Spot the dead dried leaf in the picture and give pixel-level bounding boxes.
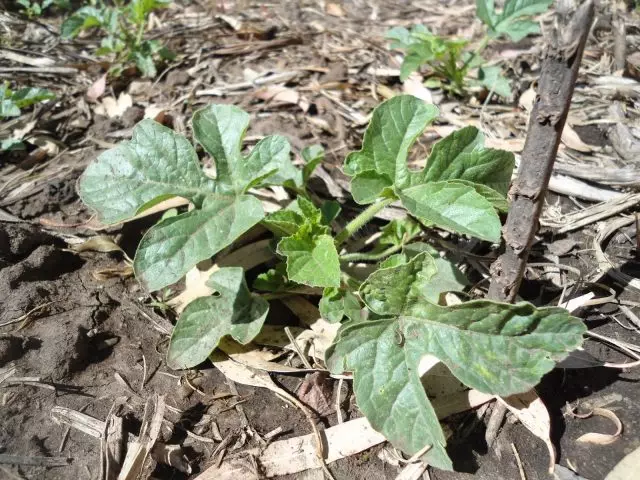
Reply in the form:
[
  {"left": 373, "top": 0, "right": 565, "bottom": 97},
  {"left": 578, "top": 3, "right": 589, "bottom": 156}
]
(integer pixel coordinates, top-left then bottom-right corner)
[
  {"left": 280, "top": 297, "right": 340, "bottom": 359},
  {"left": 117, "top": 395, "right": 165, "bottom": 480},
  {"left": 218, "top": 337, "right": 312, "bottom": 374},
  {"left": 498, "top": 389, "right": 555, "bottom": 473},
  {"left": 87, "top": 73, "right": 107, "bottom": 102},
  {"left": 519, "top": 87, "right": 536, "bottom": 111},
  {"left": 95, "top": 93, "right": 133, "bottom": 118},
  {"left": 403, "top": 74, "right": 433, "bottom": 104},
  {"left": 562, "top": 124, "right": 596, "bottom": 153},
  {"left": 128, "top": 81, "right": 153, "bottom": 96},
  {"left": 485, "top": 137, "right": 526, "bottom": 152},
  {"left": 71, "top": 235, "right": 126, "bottom": 255},
  {"left": 27, "top": 135, "right": 60, "bottom": 156},
  {"left": 150, "top": 443, "right": 192, "bottom": 474},
  {"left": 260, "top": 417, "right": 385, "bottom": 476},
  {"left": 395, "top": 461, "right": 428, "bottom": 480},
  {"left": 575, "top": 407, "right": 622, "bottom": 445},
  {"left": 325, "top": 3, "right": 345, "bottom": 17},
  {"left": 92, "top": 265, "right": 134, "bottom": 281},
  {"left": 548, "top": 238, "right": 579, "bottom": 256},
  {"left": 254, "top": 85, "right": 309, "bottom": 112},
  {"left": 195, "top": 455, "right": 260, "bottom": 479},
  {"left": 297, "top": 372, "right": 334, "bottom": 416}
]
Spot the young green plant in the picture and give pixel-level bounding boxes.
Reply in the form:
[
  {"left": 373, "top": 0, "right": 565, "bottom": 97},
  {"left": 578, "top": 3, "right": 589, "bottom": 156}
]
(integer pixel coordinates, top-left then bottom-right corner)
[
  {"left": 61, "top": 0, "right": 174, "bottom": 77},
  {"left": 78, "top": 94, "right": 586, "bottom": 470},
  {"left": 1, "top": 83, "right": 56, "bottom": 151},
  {"left": 387, "top": 0, "right": 553, "bottom": 98},
  {"left": 17, "top": 0, "right": 70, "bottom": 18}
]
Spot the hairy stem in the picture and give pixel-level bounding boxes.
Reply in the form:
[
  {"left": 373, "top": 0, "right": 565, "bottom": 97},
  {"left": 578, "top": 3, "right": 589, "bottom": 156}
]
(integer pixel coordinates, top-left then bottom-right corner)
[
  {"left": 334, "top": 197, "right": 395, "bottom": 246},
  {"left": 340, "top": 243, "right": 403, "bottom": 263}
]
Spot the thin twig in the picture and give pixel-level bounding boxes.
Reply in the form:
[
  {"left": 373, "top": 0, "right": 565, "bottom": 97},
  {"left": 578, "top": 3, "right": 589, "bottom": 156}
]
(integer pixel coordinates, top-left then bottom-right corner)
[{"left": 285, "top": 326, "right": 313, "bottom": 369}]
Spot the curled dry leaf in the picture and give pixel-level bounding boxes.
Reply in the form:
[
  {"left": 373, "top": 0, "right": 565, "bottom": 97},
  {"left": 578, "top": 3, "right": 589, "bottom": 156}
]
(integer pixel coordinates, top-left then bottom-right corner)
[
  {"left": 280, "top": 297, "right": 340, "bottom": 359},
  {"left": 217, "top": 337, "right": 313, "bottom": 374},
  {"left": 519, "top": 87, "right": 594, "bottom": 153},
  {"left": 71, "top": 235, "right": 126, "bottom": 255},
  {"left": 518, "top": 87, "right": 536, "bottom": 111},
  {"left": 575, "top": 407, "right": 622, "bottom": 445},
  {"left": 498, "top": 389, "right": 556, "bottom": 473},
  {"left": 561, "top": 124, "right": 596, "bottom": 153}
]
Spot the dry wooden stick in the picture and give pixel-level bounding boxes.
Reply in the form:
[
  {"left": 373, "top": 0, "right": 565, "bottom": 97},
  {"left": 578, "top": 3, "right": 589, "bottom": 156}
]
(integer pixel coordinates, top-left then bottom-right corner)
[
  {"left": 488, "top": 0, "right": 595, "bottom": 303},
  {"left": 484, "top": 0, "right": 595, "bottom": 451},
  {"left": 612, "top": 1, "right": 627, "bottom": 72}
]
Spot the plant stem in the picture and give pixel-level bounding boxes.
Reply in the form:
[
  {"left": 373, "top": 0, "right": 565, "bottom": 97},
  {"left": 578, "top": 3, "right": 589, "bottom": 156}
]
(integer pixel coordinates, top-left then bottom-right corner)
[
  {"left": 462, "top": 35, "right": 490, "bottom": 72},
  {"left": 135, "top": 17, "right": 145, "bottom": 48},
  {"left": 340, "top": 243, "right": 403, "bottom": 263},
  {"left": 334, "top": 197, "right": 395, "bottom": 246}
]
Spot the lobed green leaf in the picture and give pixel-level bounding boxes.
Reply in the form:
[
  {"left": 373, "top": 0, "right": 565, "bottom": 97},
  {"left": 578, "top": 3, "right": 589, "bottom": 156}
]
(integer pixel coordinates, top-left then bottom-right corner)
[
  {"left": 192, "top": 105, "right": 301, "bottom": 193},
  {"left": 328, "top": 253, "right": 586, "bottom": 468},
  {"left": 344, "top": 95, "right": 439, "bottom": 200},
  {"left": 79, "top": 119, "right": 216, "bottom": 224},
  {"left": 167, "top": 267, "right": 269, "bottom": 369}
]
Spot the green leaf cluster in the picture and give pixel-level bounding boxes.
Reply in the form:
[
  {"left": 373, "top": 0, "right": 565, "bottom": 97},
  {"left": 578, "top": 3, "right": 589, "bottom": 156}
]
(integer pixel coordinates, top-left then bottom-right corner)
[
  {"left": 61, "top": 0, "right": 173, "bottom": 78},
  {"left": 1, "top": 83, "right": 56, "bottom": 152},
  {"left": 17, "top": 0, "right": 70, "bottom": 18},
  {"left": 386, "top": 0, "right": 552, "bottom": 98},
  {"left": 477, "top": 0, "right": 554, "bottom": 41},
  {"left": 345, "top": 95, "right": 513, "bottom": 242},
  {"left": 78, "top": 95, "right": 586, "bottom": 470},
  {"left": 0, "top": 83, "right": 55, "bottom": 119}
]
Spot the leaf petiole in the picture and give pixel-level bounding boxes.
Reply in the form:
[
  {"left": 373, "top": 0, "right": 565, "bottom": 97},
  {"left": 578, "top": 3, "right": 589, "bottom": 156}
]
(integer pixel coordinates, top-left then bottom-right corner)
[
  {"left": 339, "top": 243, "right": 403, "bottom": 263},
  {"left": 334, "top": 196, "right": 396, "bottom": 246}
]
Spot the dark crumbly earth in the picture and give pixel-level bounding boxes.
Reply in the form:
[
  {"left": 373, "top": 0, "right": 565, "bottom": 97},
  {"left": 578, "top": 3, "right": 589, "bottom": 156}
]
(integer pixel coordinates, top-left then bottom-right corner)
[{"left": 2, "top": 1, "right": 640, "bottom": 479}]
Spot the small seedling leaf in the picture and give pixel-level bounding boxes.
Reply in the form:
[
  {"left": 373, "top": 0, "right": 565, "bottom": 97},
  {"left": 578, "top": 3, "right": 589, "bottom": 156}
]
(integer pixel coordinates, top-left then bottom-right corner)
[
  {"left": 476, "top": 0, "right": 497, "bottom": 27},
  {"left": 319, "top": 287, "right": 362, "bottom": 323},
  {"left": 277, "top": 229, "right": 340, "bottom": 288},
  {"left": 378, "top": 218, "right": 422, "bottom": 248},
  {"left": 301, "top": 144, "right": 325, "bottom": 183}
]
